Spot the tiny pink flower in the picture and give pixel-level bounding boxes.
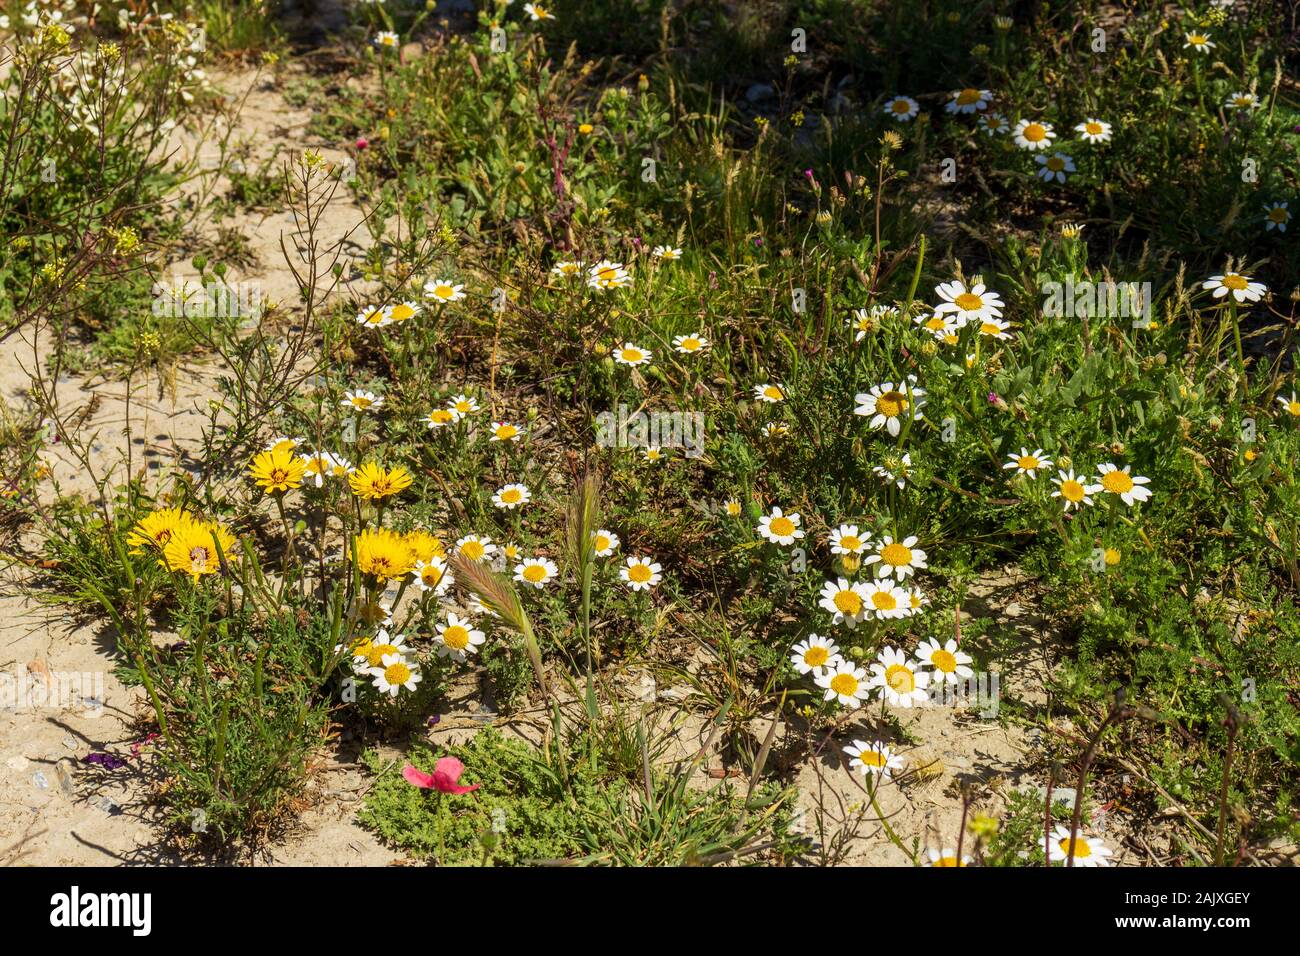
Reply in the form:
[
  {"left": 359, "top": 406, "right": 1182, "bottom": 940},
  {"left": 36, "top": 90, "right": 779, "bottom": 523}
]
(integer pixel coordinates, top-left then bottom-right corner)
[{"left": 402, "top": 757, "right": 480, "bottom": 794}]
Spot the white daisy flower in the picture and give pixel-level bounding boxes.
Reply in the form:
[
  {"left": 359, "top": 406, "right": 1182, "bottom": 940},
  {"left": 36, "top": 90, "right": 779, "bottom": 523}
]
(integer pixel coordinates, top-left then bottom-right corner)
[
  {"left": 590, "top": 529, "right": 620, "bottom": 557},
  {"left": 977, "top": 316, "right": 1014, "bottom": 340},
  {"left": 434, "top": 612, "right": 486, "bottom": 661},
  {"left": 522, "top": 2, "right": 554, "bottom": 20},
  {"left": 946, "top": 88, "right": 992, "bottom": 114},
  {"left": 860, "top": 579, "right": 913, "bottom": 619},
  {"left": 915, "top": 638, "right": 974, "bottom": 685},
  {"left": 1224, "top": 91, "right": 1261, "bottom": 111},
  {"left": 423, "top": 279, "right": 466, "bottom": 302},
  {"left": 652, "top": 245, "right": 682, "bottom": 260},
  {"left": 620, "top": 555, "right": 662, "bottom": 591},
  {"left": 672, "top": 332, "right": 710, "bottom": 354},
  {"left": 818, "top": 577, "right": 869, "bottom": 629},
  {"left": 1184, "top": 32, "right": 1215, "bottom": 53},
  {"left": 355, "top": 304, "right": 393, "bottom": 328},
  {"left": 753, "top": 383, "right": 786, "bottom": 403},
  {"left": 349, "top": 628, "right": 407, "bottom": 669},
  {"left": 369, "top": 653, "right": 421, "bottom": 696},
  {"left": 757, "top": 506, "right": 804, "bottom": 546},
  {"left": 612, "top": 342, "right": 652, "bottom": 366},
  {"left": 934, "top": 279, "right": 1005, "bottom": 326},
  {"left": 869, "top": 646, "right": 930, "bottom": 708},
  {"left": 1095, "top": 463, "right": 1153, "bottom": 506},
  {"left": 1263, "top": 201, "right": 1290, "bottom": 232},
  {"left": 977, "top": 112, "right": 1009, "bottom": 136},
  {"left": 790, "top": 634, "right": 843, "bottom": 675},
  {"left": 489, "top": 421, "right": 523, "bottom": 442},
  {"left": 1202, "top": 272, "right": 1267, "bottom": 303},
  {"left": 1074, "top": 118, "right": 1112, "bottom": 144},
  {"left": 446, "top": 394, "right": 480, "bottom": 421},
  {"left": 924, "top": 848, "right": 971, "bottom": 867},
  {"left": 1051, "top": 468, "right": 1102, "bottom": 511},
  {"left": 844, "top": 739, "right": 905, "bottom": 779},
  {"left": 828, "top": 524, "right": 870, "bottom": 556},
  {"left": 301, "top": 450, "right": 352, "bottom": 487},
  {"left": 864, "top": 535, "right": 928, "bottom": 579},
  {"left": 374, "top": 31, "right": 400, "bottom": 49},
  {"left": 492, "top": 483, "right": 532, "bottom": 510},
  {"left": 815, "top": 660, "right": 871, "bottom": 708},
  {"left": 1276, "top": 392, "right": 1300, "bottom": 417},
  {"left": 1047, "top": 826, "right": 1113, "bottom": 866},
  {"left": 455, "top": 534, "right": 496, "bottom": 563},
  {"left": 1003, "top": 447, "right": 1052, "bottom": 478},
  {"left": 883, "top": 96, "right": 919, "bottom": 121},
  {"left": 1035, "top": 151, "right": 1075, "bottom": 184},
  {"left": 551, "top": 260, "right": 583, "bottom": 278},
  {"left": 854, "top": 378, "right": 926, "bottom": 437},
  {"left": 588, "top": 260, "right": 632, "bottom": 290},
  {"left": 341, "top": 389, "right": 383, "bottom": 412},
  {"left": 514, "top": 556, "right": 558, "bottom": 589},
  {"left": 1012, "top": 118, "right": 1056, "bottom": 150},
  {"left": 411, "top": 556, "right": 453, "bottom": 596}
]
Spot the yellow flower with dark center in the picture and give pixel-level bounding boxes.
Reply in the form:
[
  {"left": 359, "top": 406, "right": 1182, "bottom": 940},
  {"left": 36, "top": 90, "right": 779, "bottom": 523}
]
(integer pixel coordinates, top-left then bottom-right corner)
[
  {"left": 127, "top": 507, "right": 195, "bottom": 555},
  {"left": 249, "top": 447, "right": 305, "bottom": 494},
  {"left": 349, "top": 462, "right": 414, "bottom": 500},
  {"left": 163, "top": 520, "right": 237, "bottom": 580},
  {"left": 354, "top": 528, "right": 415, "bottom": 581}
]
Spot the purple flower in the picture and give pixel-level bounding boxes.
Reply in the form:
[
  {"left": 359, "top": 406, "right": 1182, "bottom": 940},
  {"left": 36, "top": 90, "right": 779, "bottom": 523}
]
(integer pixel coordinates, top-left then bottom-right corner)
[{"left": 82, "top": 753, "right": 127, "bottom": 770}]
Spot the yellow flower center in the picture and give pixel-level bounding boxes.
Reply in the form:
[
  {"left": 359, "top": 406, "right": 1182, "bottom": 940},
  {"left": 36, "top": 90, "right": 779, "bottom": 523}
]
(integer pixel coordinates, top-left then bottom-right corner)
[
  {"left": 1085, "top": 122, "right": 1103, "bottom": 135},
  {"left": 621, "top": 349, "right": 643, "bottom": 362},
  {"left": 833, "top": 590, "right": 862, "bottom": 614},
  {"left": 1060, "top": 479, "right": 1085, "bottom": 502},
  {"left": 871, "top": 590, "right": 897, "bottom": 611},
  {"left": 384, "top": 661, "right": 411, "bottom": 684},
  {"left": 923, "top": 316, "right": 946, "bottom": 331},
  {"left": 1190, "top": 34, "right": 1206, "bottom": 45},
  {"left": 461, "top": 541, "right": 485, "bottom": 561},
  {"left": 932, "top": 649, "right": 957, "bottom": 672},
  {"left": 1022, "top": 123, "right": 1047, "bottom": 142},
  {"left": 933, "top": 855, "right": 962, "bottom": 867},
  {"left": 365, "top": 644, "right": 397, "bottom": 667},
  {"left": 679, "top": 337, "right": 700, "bottom": 350},
  {"left": 442, "top": 625, "right": 469, "bottom": 650},
  {"left": 1288, "top": 401, "right": 1300, "bottom": 416},
  {"left": 876, "top": 391, "right": 907, "bottom": 417},
  {"left": 1059, "top": 836, "right": 1092, "bottom": 858},
  {"left": 1268, "top": 208, "right": 1288, "bottom": 222},
  {"left": 858, "top": 749, "right": 886, "bottom": 767},
  {"left": 390, "top": 303, "right": 416, "bottom": 321},
  {"left": 430, "top": 410, "right": 453, "bottom": 424},
  {"left": 769, "top": 516, "right": 796, "bottom": 537},
  {"left": 351, "top": 396, "right": 372, "bottom": 408},
  {"left": 1221, "top": 274, "right": 1248, "bottom": 291},
  {"left": 523, "top": 564, "right": 547, "bottom": 583},
  {"left": 763, "top": 385, "right": 784, "bottom": 401},
  {"left": 421, "top": 565, "right": 444, "bottom": 586},
  {"left": 1018, "top": 455, "right": 1040, "bottom": 470},
  {"left": 1046, "top": 156, "right": 1065, "bottom": 171},
  {"left": 881, "top": 542, "right": 912, "bottom": 566},
  {"left": 956, "top": 88, "right": 981, "bottom": 105},
  {"left": 838, "top": 535, "right": 861, "bottom": 552},
  {"left": 501, "top": 489, "right": 522, "bottom": 504},
  {"left": 892, "top": 100, "right": 910, "bottom": 113},
  {"left": 432, "top": 285, "right": 453, "bottom": 299},
  {"left": 627, "top": 563, "right": 652, "bottom": 583},
  {"left": 1101, "top": 470, "right": 1134, "bottom": 494},
  {"left": 598, "top": 268, "right": 618, "bottom": 281},
  {"left": 593, "top": 535, "right": 610, "bottom": 552},
  {"left": 980, "top": 322, "right": 1002, "bottom": 336},
  {"left": 830, "top": 673, "right": 859, "bottom": 696},
  {"left": 954, "top": 292, "right": 983, "bottom": 311},
  {"left": 803, "top": 646, "right": 829, "bottom": 667},
  {"left": 886, "top": 664, "right": 915, "bottom": 694}
]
